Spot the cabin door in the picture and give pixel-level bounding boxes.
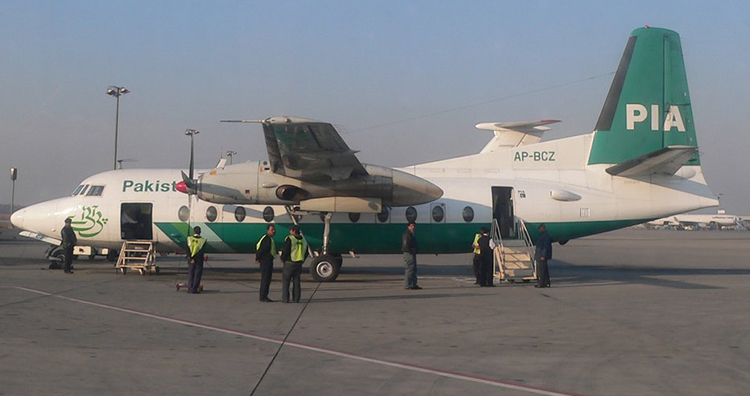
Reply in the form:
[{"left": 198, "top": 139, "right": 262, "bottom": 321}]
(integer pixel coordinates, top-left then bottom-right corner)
[
  {"left": 120, "top": 202, "right": 154, "bottom": 240},
  {"left": 491, "top": 187, "right": 515, "bottom": 239}
]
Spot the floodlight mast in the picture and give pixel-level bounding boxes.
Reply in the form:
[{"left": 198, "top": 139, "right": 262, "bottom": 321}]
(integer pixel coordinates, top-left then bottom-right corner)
[{"left": 106, "top": 86, "right": 130, "bottom": 170}]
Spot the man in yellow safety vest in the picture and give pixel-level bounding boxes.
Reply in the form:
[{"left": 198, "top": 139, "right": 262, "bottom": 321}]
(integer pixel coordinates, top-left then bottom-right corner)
[
  {"left": 280, "top": 225, "right": 309, "bottom": 303},
  {"left": 471, "top": 228, "right": 484, "bottom": 285},
  {"left": 186, "top": 226, "right": 207, "bottom": 294}
]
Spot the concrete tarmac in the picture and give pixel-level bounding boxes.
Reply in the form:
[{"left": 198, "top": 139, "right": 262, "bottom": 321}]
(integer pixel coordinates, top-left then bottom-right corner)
[{"left": 1, "top": 229, "right": 749, "bottom": 396}]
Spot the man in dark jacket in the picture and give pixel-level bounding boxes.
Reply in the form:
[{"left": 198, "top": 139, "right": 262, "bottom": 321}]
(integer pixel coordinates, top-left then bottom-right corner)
[
  {"left": 255, "top": 224, "right": 277, "bottom": 302},
  {"left": 402, "top": 222, "right": 421, "bottom": 290},
  {"left": 280, "top": 225, "right": 308, "bottom": 303},
  {"left": 534, "top": 223, "right": 552, "bottom": 288},
  {"left": 477, "top": 228, "right": 494, "bottom": 286},
  {"left": 61, "top": 218, "right": 77, "bottom": 274}
]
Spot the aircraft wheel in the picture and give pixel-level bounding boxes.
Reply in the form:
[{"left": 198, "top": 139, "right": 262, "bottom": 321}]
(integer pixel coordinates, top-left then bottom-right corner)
[
  {"left": 332, "top": 253, "right": 343, "bottom": 268},
  {"left": 117, "top": 267, "right": 127, "bottom": 275},
  {"left": 48, "top": 248, "right": 64, "bottom": 269},
  {"left": 310, "top": 255, "right": 340, "bottom": 282}
]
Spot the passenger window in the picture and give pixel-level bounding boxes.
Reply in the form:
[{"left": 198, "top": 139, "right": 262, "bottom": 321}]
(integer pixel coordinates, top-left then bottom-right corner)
[
  {"left": 235, "top": 206, "right": 246, "bottom": 222},
  {"left": 178, "top": 206, "right": 190, "bottom": 222},
  {"left": 431, "top": 205, "right": 445, "bottom": 223},
  {"left": 405, "top": 207, "right": 418, "bottom": 223},
  {"left": 462, "top": 206, "right": 474, "bottom": 223},
  {"left": 377, "top": 207, "right": 390, "bottom": 223},
  {"left": 206, "top": 206, "right": 218, "bottom": 222},
  {"left": 348, "top": 212, "right": 360, "bottom": 223},
  {"left": 263, "top": 206, "right": 275, "bottom": 222},
  {"left": 86, "top": 186, "right": 105, "bottom": 196}
]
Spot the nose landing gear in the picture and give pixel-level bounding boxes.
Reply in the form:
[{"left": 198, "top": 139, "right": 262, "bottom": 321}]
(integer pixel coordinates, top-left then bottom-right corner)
[{"left": 285, "top": 207, "right": 343, "bottom": 282}]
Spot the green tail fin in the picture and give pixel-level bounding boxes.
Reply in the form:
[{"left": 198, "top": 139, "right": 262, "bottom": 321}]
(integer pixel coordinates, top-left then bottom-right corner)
[{"left": 588, "top": 27, "right": 700, "bottom": 165}]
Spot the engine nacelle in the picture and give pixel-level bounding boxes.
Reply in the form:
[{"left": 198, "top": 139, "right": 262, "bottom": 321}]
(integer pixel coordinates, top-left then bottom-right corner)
[{"left": 192, "top": 160, "right": 443, "bottom": 207}]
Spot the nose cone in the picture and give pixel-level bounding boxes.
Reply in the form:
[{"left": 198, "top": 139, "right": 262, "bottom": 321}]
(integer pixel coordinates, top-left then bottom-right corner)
[
  {"left": 391, "top": 170, "right": 444, "bottom": 206},
  {"left": 14, "top": 200, "right": 61, "bottom": 235},
  {"left": 10, "top": 209, "right": 24, "bottom": 229}
]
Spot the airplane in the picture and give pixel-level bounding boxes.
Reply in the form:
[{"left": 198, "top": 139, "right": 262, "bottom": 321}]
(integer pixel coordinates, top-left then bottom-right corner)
[
  {"left": 647, "top": 210, "right": 744, "bottom": 230},
  {"left": 11, "top": 26, "right": 719, "bottom": 281}
]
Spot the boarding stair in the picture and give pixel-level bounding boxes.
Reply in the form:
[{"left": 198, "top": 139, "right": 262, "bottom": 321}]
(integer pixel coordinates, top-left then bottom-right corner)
[
  {"left": 115, "top": 241, "right": 159, "bottom": 275},
  {"left": 492, "top": 218, "right": 537, "bottom": 283}
]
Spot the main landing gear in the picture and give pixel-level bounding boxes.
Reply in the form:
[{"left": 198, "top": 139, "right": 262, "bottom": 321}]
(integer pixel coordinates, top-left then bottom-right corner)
[{"left": 286, "top": 208, "right": 344, "bottom": 282}]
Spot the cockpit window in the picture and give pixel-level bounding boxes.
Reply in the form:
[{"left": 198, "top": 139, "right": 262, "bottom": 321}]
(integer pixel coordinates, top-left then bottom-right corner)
[
  {"left": 71, "top": 185, "right": 84, "bottom": 196},
  {"left": 79, "top": 185, "right": 90, "bottom": 196},
  {"left": 86, "top": 185, "right": 105, "bottom": 196}
]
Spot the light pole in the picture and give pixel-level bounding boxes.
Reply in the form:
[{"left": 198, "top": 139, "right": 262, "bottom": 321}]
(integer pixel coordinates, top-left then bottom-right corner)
[
  {"left": 107, "top": 85, "right": 130, "bottom": 170},
  {"left": 9, "top": 167, "right": 17, "bottom": 215},
  {"left": 226, "top": 150, "right": 237, "bottom": 165}
]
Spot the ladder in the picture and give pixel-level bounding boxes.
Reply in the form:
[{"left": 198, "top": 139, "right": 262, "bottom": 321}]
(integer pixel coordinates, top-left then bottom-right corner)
[
  {"left": 492, "top": 218, "right": 537, "bottom": 283},
  {"left": 115, "top": 241, "right": 159, "bottom": 276}
]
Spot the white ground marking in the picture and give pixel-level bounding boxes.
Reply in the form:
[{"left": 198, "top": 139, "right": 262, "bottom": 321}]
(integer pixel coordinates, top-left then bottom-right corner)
[{"left": 14, "top": 286, "right": 585, "bottom": 396}]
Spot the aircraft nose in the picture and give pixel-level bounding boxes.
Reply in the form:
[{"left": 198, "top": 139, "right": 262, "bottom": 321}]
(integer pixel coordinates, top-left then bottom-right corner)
[
  {"left": 15, "top": 199, "right": 62, "bottom": 235},
  {"left": 10, "top": 209, "right": 24, "bottom": 229}
]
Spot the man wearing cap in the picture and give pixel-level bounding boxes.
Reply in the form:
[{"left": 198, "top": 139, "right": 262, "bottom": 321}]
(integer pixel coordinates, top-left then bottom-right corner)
[
  {"left": 255, "top": 224, "right": 277, "bottom": 302},
  {"left": 61, "top": 217, "right": 77, "bottom": 274},
  {"left": 534, "top": 223, "right": 552, "bottom": 288}
]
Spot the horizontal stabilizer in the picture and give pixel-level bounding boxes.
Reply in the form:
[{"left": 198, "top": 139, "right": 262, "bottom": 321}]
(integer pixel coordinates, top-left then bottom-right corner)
[
  {"left": 475, "top": 120, "right": 560, "bottom": 152},
  {"left": 605, "top": 145, "right": 698, "bottom": 177}
]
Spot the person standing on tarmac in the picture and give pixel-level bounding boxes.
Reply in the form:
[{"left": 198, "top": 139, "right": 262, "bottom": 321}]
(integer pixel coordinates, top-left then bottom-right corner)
[
  {"left": 477, "top": 228, "right": 494, "bottom": 287},
  {"left": 534, "top": 223, "right": 553, "bottom": 288},
  {"left": 255, "top": 224, "right": 277, "bottom": 302},
  {"left": 402, "top": 222, "right": 422, "bottom": 290},
  {"left": 61, "top": 217, "right": 77, "bottom": 274},
  {"left": 471, "top": 228, "right": 484, "bottom": 284},
  {"left": 280, "top": 225, "right": 308, "bottom": 303},
  {"left": 186, "top": 226, "right": 206, "bottom": 294}
]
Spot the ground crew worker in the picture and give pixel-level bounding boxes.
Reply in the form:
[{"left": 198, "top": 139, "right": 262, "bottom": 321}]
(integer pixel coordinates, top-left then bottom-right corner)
[
  {"left": 280, "top": 225, "right": 308, "bottom": 303},
  {"left": 471, "top": 228, "right": 483, "bottom": 284},
  {"left": 477, "top": 228, "right": 494, "bottom": 287},
  {"left": 61, "top": 217, "right": 77, "bottom": 274},
  {"left": 255, "top": 224, "right": 276, "bottom": 302},
  {"left": 402, "top": 222, "right": 421, "bottom": 290},
  {"left": 534, "top": 223, "right": 552, "bottom": 288},
  {"left": 186, "top": 226, "right": 206, "bottom": 294}
]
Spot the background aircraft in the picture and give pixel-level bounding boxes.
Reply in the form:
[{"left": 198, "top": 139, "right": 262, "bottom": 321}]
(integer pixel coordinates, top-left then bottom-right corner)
[{"left": 12, "top": 27, "right": 719, "bottom": 281}]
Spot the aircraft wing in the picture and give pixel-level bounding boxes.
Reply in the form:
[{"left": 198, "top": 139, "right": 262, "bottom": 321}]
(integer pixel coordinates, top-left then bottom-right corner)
[
  {"left": 223, "top": 117, "right": 367, "bottom": 181},
  {"left": 605, "top": 146, "right": 698, "bottom": 177}
]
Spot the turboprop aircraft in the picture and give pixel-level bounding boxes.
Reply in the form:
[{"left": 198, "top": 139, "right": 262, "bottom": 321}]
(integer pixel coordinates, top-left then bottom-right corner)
[{"left": 12, "top": 26, "right": 718, "bottom": 281}]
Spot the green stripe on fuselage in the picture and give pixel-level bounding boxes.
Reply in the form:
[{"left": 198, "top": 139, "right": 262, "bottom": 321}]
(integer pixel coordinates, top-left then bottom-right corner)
[{"left": 156, "top": 219, "right": 649, "bottom": 254}]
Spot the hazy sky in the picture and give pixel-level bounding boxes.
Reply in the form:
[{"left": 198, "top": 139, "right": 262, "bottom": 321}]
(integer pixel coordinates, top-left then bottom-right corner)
[{"left": 1, "top": 0, "right": 748, "bottom": 213}]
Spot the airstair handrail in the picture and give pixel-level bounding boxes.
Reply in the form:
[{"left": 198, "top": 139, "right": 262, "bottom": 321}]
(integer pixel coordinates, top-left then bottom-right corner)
[{"left": 516, "top": 218, "right": 536, "bottom": 278}]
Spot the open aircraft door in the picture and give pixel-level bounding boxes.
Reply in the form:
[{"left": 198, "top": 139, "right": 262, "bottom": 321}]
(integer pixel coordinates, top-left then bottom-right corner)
[
  {"left": 491, "top": 187, "right": 515, "bottom": 239},
  {"left": 120, "top": 202, "right": 154, "bottom": 241}
]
